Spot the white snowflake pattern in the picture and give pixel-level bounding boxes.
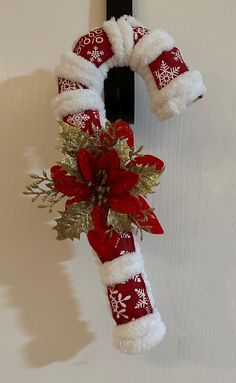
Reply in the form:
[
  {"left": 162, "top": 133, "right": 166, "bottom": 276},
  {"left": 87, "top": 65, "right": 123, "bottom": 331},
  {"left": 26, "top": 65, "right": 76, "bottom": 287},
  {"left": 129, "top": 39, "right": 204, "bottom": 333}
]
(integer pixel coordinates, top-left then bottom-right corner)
[
  {"left": 121, "top": 232, "right": 131, "bottom": 239},
  {"left": 92, "top": 111, "right": 99, "bottom": 119},
  {"left": 67, "top": 113, "right": 90, "bottom": 128},
  {"left": 109, "top": 287, "right": 131, "bottom": 319},
  {"left": 133, "top": 275, "right": 142, "bottom": 283},
  {"left": 134, "top": 288, "right": 151, "bottom": 312},
  {"left": 58, "top": 77, "right": 83, "bottom": 92},
  {"left": 114, "top": 232, "right": 131, "bottom": 250},
  {"left": 120, "top": 250, "right": 130, "bottom": 256},
  {"left": 154, "top": 61, "right": 180, "bottom": 89},
  {"left": 171, "top": 49, "right": 184, "bottom": 63},
  {"left": 133, "top": 27, "right": 149, "bottom": 42},
  {"left": 87, "top": 46, "right": 104, "bottom": 63}
]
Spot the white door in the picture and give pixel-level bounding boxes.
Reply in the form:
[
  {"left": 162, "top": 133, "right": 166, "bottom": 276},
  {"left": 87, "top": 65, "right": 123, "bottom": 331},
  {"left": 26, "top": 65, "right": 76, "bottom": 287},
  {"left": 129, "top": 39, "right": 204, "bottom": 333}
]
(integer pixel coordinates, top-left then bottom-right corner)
[{"left": 0, "top": 0, "right": 235, "bottom": 382}]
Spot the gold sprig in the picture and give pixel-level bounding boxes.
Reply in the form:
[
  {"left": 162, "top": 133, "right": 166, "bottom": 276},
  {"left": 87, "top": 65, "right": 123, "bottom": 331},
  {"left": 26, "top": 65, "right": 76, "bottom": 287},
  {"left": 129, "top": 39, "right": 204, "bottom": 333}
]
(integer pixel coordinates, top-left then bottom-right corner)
[
  {"left": 53, "top": 202, "right": 94, "bottom": 240},
  {"left": 23, "top": 171, "right": 64, "bottom": 212}
]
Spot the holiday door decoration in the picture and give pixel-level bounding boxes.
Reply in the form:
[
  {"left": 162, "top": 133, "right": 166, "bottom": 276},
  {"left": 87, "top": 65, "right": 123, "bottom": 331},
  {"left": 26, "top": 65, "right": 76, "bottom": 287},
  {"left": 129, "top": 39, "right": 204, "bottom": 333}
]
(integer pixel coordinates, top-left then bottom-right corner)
[{"left": 24, "top": 16, "right": 206, "bottom": 354}]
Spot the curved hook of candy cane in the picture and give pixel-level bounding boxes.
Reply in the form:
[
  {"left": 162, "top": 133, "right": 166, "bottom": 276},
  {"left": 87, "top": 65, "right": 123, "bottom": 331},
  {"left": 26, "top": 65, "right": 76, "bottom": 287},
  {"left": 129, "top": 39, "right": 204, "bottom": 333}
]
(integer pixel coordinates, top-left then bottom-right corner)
[
  {"left": 52, "top": 15, "right": 206, "bottom": 125},
  {"left": 51, "top": 16, "right": 206, "bottom": 354}
]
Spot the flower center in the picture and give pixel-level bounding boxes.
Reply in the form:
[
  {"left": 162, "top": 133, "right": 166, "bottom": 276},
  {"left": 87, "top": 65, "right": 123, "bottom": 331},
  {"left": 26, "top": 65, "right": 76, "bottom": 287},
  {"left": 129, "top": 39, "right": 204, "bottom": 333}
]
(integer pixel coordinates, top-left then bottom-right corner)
[{"left": 89, "top": 169, "right": 110, "bottom": 206}]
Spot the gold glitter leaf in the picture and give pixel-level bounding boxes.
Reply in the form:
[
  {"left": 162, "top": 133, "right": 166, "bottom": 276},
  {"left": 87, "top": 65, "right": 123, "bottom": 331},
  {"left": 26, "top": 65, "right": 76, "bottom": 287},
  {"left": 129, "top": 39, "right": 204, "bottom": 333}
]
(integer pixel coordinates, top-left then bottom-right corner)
[
  {"left": 58, "top": 122, "right": 92, "bottom": 155},
  {"left": 53, "top": 202, "right": 94, "bottom": 240},
  {"left": 113, "top": 139, "right": 131, "bottom": 167},
  {"left": 107, "top": 209, "right": 132, "bottom": 232},
  {"left": 60, "top": 154, "right": 79, "bottom": 177},
  {"left": 58, "top": 122, "right": 106, "bottom": 156},
  {"left": 131, "top": 164, "right": 162, "bottom": 197}
]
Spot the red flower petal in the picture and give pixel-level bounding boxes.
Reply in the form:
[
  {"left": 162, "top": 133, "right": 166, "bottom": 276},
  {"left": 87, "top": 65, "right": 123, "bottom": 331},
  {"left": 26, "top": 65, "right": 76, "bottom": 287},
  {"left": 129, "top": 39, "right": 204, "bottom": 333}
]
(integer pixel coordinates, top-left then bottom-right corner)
[
  {"left": 96, "top": 149, "right": 120, "bottom": 171},
  {"left": 51, "top": 164, "right": 65, "bottom": 177},
  {"left": 55, "top": 178, "right": 86, "bottom": 196},
  {"left": 132, "top": 154, "right": 165, "bottom": 171},
  {"left": 109, "top": 170, "right": 139, "bottom": 194},
  {"left": 109, "top": 192, "right": 141, "bottom": 214},
  {"left": 65, "top": 188, "right": 92, "bottom": 207},
  {"left": 111, "top": 119, "right": 134, "bottom": 148},
  {"left": 87, "top": 230, "right": 108, "bottom": 260},
  {"left": 51, "top": 164, "right": 87, "bottom": 197},
  {"left": 77, "top": 149, "right": 96, "bottom": 182},
  {"left": 133, "top": 196, "right": 164, "bottom": 234},
  {"left": 51, "top": 165, "right": 68, "bottom": 181},
  {"left": 100, "top": 120, "right": 134, "bottom": 149},
  {"left": 91, "top": 205, "right": 109, "bottom": 234}
]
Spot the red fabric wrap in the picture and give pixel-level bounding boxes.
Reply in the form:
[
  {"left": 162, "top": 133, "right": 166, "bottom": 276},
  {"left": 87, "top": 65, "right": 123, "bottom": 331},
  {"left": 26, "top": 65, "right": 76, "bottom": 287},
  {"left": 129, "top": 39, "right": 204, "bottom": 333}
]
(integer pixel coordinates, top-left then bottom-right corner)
[
  {"left": 58, "top": 77, "right": 87, "bottom": 93},
  {"left": 87, "top": 230, "right": 136, "bottom": 263},
  {"left": 133, "top": 26, "right": 150, "bottom": 44},
  {"left": 87, "top": 228, "right": 153, "bottom": 325},
  {"left": 63, "top": 109, "right": 102, "bottom": 134},
  {"left": 149, "top": 47, "right": 189, "bottom": 90},
  {"left": 108, "top": 273, "right": 153, "bottom": 325},
  {"left": 73, "top": 28, "right": 113, "bottom": 68}
]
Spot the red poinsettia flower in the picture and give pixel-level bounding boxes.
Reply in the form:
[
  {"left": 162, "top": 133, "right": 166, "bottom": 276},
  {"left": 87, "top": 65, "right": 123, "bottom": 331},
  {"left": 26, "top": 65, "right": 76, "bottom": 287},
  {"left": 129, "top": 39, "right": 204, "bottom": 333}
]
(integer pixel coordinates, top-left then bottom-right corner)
[
  {"left": 25, "top": 118, "right": 165, "bottom": 243},
  {"left": 49, "top": 119, "right": 165, "bottom": 239},
  {"left": 51, "top": 148, "right": 141, "bottom": 215}
]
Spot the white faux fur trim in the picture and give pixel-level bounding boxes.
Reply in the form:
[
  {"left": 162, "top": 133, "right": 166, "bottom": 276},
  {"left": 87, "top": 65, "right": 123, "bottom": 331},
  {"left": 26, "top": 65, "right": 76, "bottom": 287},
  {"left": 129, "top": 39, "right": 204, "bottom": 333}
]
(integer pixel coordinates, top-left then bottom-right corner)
[
  {"left": 113, "top": 309, "right": 166, "bottom": 354},
  {"left": 55, "top": 52, "right": 105, "bottom": 93},
  {"left": 138, "top": 63, "right": 159, "bottom": 94},
  {"left": 149, "top": 70, "right": 206, "bottom": 120},
  {"left": 103, "top": 18, "right": 124, "bottom": 67},
  {"left": 120, "top": 15, "right": 144, "bottom": 28},
  {"left": 116, "top": 17, "right": 134, "bottom": 66},
  {"left": 130, "top": 29, "right": 174, "bottom": 73},
  {"left": 54, "top": 16, "right": 206, "bottom": 126},
  {"left": 55, "top": 17, "right": 206, "bottom": 126},
  {"left": 98, "top": 250, "right": 144, "bottom": 286},
  {"left": 52, "top": 89, "right": 106, "bottom": 122}
]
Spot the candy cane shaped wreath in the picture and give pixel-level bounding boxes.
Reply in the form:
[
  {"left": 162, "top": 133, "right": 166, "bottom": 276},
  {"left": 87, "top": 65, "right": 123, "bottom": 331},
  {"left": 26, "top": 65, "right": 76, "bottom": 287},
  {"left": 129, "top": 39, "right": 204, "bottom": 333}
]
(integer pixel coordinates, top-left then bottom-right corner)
[{"left": 24, "top": 16, "right": 206, "bottom": 354}]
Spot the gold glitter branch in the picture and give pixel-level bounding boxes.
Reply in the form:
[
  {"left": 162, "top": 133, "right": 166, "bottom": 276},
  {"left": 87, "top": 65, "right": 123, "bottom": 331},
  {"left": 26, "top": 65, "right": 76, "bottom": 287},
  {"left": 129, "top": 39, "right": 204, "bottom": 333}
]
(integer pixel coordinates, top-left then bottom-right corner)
[{"left": 23, "top": 171, "right": 64, "bottom": 213}]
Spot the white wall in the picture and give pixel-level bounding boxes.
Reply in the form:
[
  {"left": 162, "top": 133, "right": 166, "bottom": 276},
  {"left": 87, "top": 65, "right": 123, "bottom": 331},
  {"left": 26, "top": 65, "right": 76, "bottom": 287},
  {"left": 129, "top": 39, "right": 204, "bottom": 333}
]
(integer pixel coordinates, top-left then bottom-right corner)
[{"left": 0, "top": 0, "right": 236, "bottom": 382}]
